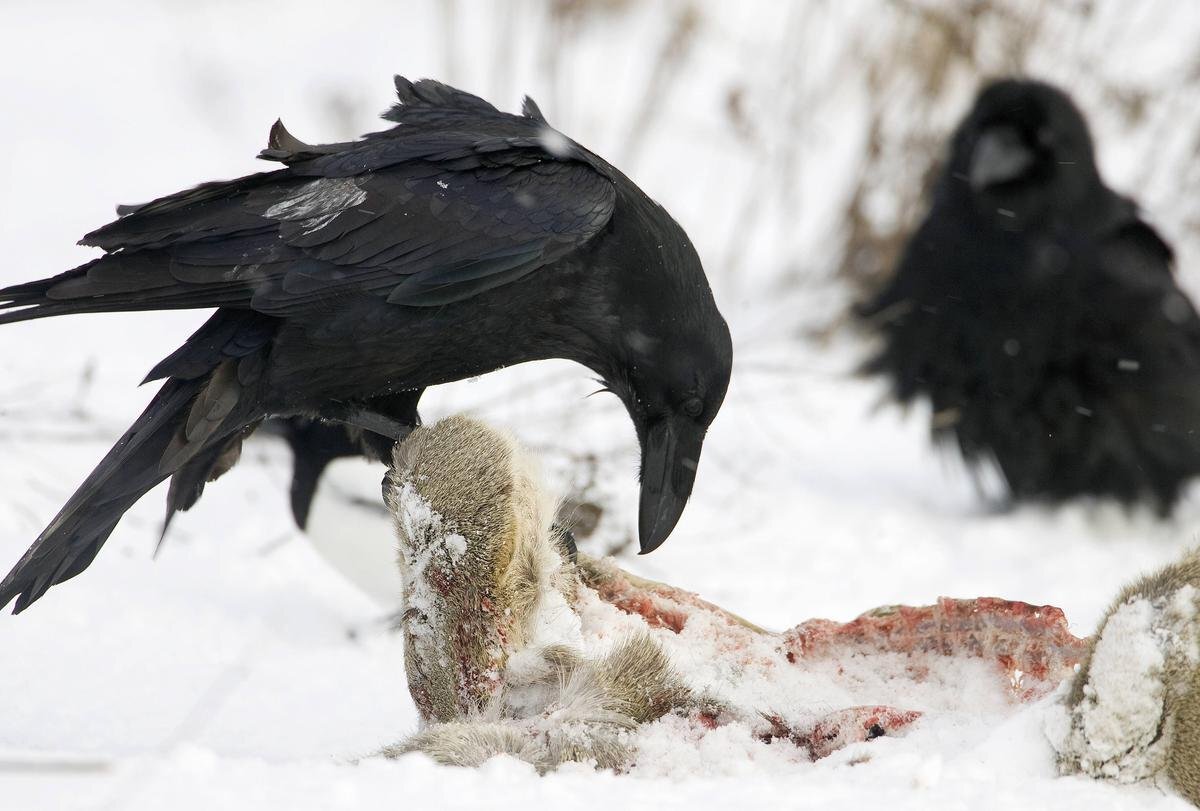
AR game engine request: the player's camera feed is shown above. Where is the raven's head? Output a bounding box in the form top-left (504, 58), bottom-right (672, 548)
top-left (618, 323), bottom-right (732, 554)
top-left (587, 208), bottom-right (733, 554)
top-left (947, 79), bottom-right (1102, 229)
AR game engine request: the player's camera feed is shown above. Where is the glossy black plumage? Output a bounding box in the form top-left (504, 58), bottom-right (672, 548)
top-left (0, 77), bottom-right (731, 612)
top-left (861, 79), bottom-right (1200, 512)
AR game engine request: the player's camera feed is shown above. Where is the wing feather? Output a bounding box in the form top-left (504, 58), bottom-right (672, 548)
top-left (0, 76), bottom-right (616, 323)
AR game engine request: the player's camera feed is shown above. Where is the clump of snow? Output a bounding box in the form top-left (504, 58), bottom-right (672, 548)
top-left (1048, 584), bottom-right (1200, 785)
top-left (1054, 598), bottom-right (1168, 780)
top-left (500, 548), bottom-right (586, 716)
top-left (444, 533), bottom-right (468, 563)
top-left (391, 480), bottom-right (460, 648)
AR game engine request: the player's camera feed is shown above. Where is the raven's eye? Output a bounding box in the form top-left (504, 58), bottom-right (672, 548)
top-left (682, 397), bottom-right (704, 418)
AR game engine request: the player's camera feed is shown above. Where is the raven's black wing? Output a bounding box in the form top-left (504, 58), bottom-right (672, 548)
top-left (1017, 218), bottom-right (1200, 508)
top-left (0, 77), bottom-right (617, 321)
top-left (1084, 220), bottom-right (1200, 443)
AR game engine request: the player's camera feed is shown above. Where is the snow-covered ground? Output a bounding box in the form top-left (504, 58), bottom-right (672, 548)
top-left (2, 1), bottom-right (1200, 809)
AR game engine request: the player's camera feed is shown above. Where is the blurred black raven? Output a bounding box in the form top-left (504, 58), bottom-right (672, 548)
top-left (860, 79), bottom-right (1200, 512)
top-left (0, 76), bottom-right (732, 613)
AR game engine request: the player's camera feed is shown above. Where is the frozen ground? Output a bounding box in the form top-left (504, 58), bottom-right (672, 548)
top-left (2, 1), bottom-right (1200, 809)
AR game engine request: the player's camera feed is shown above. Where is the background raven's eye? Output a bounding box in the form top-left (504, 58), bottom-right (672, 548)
top-left (682, 397), bottom-right (704, 418)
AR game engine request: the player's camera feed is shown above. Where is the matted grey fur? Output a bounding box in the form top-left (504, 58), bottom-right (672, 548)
top-left (383, 416), bottom-right (692, 772)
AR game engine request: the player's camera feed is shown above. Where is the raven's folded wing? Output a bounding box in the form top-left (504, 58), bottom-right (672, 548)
top-left (0, 77), bottom-right (617, 320)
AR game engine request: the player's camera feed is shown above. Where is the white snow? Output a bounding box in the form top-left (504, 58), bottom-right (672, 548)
top-left (2, 1), bottom-right (1200, 809)
top-left (499, 543), bottom-right (586, 702)
top-left (392, 480), bottom-right (464, 656)
top-left (443, 533), bottom-right (468, 563)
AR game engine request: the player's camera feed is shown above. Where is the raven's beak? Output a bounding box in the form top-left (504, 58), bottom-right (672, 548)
top-left (970, 125), bottom-right (1035, 191)
top-left (638, 419), bottom-right (703, 554)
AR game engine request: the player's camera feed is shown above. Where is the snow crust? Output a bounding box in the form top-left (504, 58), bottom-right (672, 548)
top-left (1048, 585), bottom-right (1200, 784)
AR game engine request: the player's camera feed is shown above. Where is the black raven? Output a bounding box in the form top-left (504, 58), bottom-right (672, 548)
top-left (0, 76), bottom-right (732, 612)
top-left (860, 79), bottom-right (1200, 512)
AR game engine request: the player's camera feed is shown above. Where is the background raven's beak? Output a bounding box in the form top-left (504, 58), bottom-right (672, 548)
top-left (638, 419), bottom-right (703, 553)
top-left (969, 124), bottom-right (1035, 190)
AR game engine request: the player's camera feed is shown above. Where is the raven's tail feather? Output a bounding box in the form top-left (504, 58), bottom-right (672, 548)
top-left (0, 370), bottom-right (259, 613)
top-left (0, 255), bottom-right (249, 326)
top-left (0, 269), bottom-right (83, 325)
top-left (162, 426), bottom-right (258, 538)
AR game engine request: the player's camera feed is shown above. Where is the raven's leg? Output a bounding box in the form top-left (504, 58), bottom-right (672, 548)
top-left (324, 388), bottom-right (424, 459)
top-left (275, 389), bottom-right (425, 529)
top-left (330, 409), bottom-right (409, 441)
top-left (270, 418), bottom-right (368, 530)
